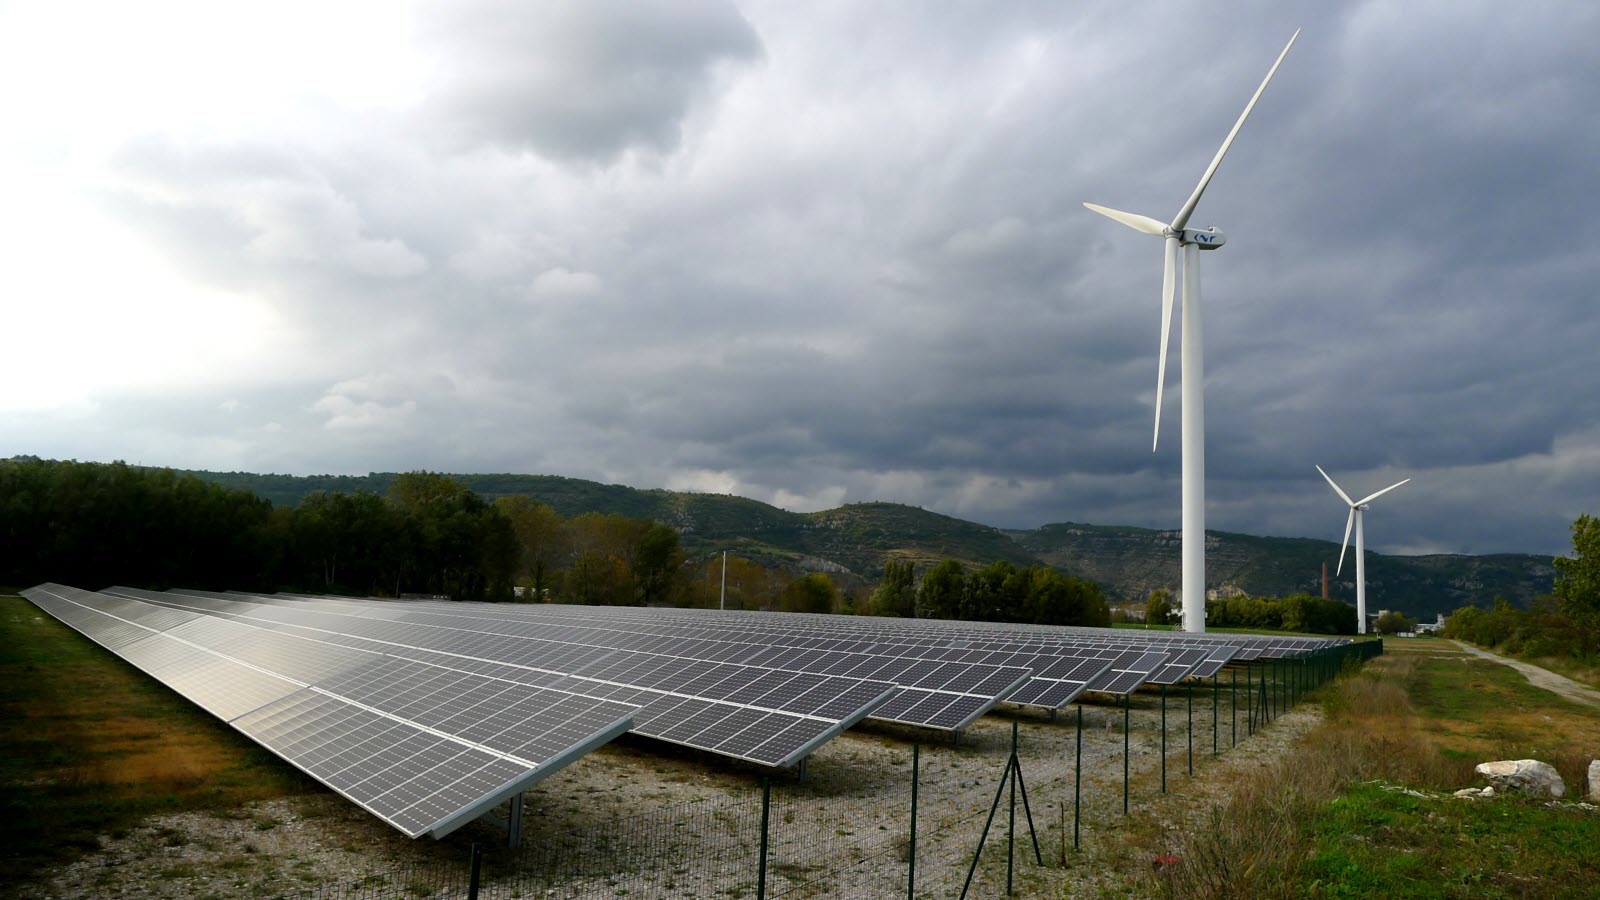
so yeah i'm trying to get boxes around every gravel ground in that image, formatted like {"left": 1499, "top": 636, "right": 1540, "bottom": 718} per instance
{"left": 20, "top": 676, "right": 1317, "bottom": 900}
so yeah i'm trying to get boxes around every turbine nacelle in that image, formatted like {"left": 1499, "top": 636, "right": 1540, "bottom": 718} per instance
{"left": 1181, "top": 227, "right": 1226, "bottom": 249}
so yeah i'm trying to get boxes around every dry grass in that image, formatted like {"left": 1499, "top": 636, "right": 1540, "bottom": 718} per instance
{"left": 0, "top": 599, "right": 312, "bottom": 886}
{"left": 1120, "top": 649, "right": 1600, "bottom": 900}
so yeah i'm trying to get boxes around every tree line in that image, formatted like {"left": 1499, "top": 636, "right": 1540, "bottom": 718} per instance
{"left": 868, "top": 558, "right": 1112, "bottom": 627}
{"left": 1443, "top": 514, "right": 1600, "bottom": 659}
{"left": 1, "top": 459, "right": 519, "bottom": 600}
{"left": 2, "top": 459, "right": 1126, "bottom": 628}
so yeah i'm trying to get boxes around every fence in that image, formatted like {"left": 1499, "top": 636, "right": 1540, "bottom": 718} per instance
{"left": 289, "top": 642, "right": 1379, "bottom": 900}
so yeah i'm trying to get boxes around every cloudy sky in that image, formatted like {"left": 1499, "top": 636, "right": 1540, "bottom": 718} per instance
{"left": 3, "top": 0, "right": 1596, "bottom": 556}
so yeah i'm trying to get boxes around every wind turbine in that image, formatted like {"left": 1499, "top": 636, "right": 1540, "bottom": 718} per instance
{"left": 1084, "top": 30, "right": 1299, "bottom": 633}
{"left": 1316, "top": 465, "right": 1410, "bottom": 635}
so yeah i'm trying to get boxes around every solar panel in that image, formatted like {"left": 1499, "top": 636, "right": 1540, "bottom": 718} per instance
{"left": 25, "top": 584, "right": 636, "bottom": 840}
{"left": 1147, "top": 648, "right": 1212, "bottom": 685}
{"left": 1084, "top": 650, "right": 1171, "bottom": 695}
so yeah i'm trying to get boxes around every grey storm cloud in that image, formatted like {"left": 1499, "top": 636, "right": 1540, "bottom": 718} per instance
{"left": 8, "top": 0, "right": 1599, "bottom": 557}
{"left": 420, "top": 0, "right": 763, "bottom": 162}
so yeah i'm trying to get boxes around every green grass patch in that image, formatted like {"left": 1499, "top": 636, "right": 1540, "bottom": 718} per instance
{"left": 1143, "top": 652, "right": 1600, "bottom": 899}
{"left": 1303, "top": 782, "right": 1600, "bottom": 898}
{"left": 0, "top": 596, "right": 313, "bottom": 885}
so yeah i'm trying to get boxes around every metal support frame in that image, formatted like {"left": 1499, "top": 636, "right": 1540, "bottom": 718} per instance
{"left": 508, "top": 791, "right": 523, "bottom": 849}
{"left": 960, "top": 722, "right": 1040, "bottom": 900}
{"left": 797, "top": 756, "right": 809, "bottom": 783}
{"left": 480, "top": 791, "right": 526, "bottom": 849}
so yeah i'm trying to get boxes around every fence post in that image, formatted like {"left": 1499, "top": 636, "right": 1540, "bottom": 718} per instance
{"left": 1186, "top": 680, "right": 1193, "bottom": 777}
{"left": 1160, "top": 684, "right": 1167, "bottom": 793}
{"left": 1212, "top": 674, "right": 1218, "bottom": 756}
{"left": 1122, "top": 692, "right": 1130, "bottom": 815}
{"left": 908, "top": 744, "right": 919, "bottom": 900}
{"left": 467, "top": 842, "right": 481, "bottom": 900}
{"left": 758, "top": 776, "right": 770, "bottom": 900}
{"left": 1231, "top": 667, "right": 1237, "bottom": 746}
{"left": 1073, "top": 705, "right": 1082, "bottom": 851}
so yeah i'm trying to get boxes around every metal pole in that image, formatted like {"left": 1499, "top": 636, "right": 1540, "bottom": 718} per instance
{"left": 1231, "top": 667, "right": 1237, "bottom": 746}
{"left": 1123, "top": 693, "right": 1130, "bottom": 815}
{"left": 1073, "top": 705, "right": 1082, "bottom": 851}
{"left": 960, "top": 754, "right": 1016, "bottom": 900}
{"left": 1246, "top": 665, "right": 1254, "bottom": 736}
{"left": 1186, "top": 680, "right": 1193, "bottom": 777}
{"left": 1008, "top": 723, "right": 1017, "bottom": 896}
{"left": 468, "top": 843, "right": 481, "bottom": 900}
{"left": 1212, "top": 674, "right": 1218, "bottom": 756}
{"left": 1160, "top": 684, "right": 1167, "bottom": 793}
{"left": 720, "top": 550, "right": 727, "bottom": 610}
{"left": 908, "top": 744, "right": 918, "bottom": 900}
{"left": 758, "top": 776, "right": 770, "bottom": 900}
{"left": 1013, "top": 753, "right": 1043, "bottom": 866}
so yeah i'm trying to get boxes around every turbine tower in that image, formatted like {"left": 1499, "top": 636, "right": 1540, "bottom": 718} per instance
{"left": 1084, "top": 31, "right": 1299, "bottom": 633}
{"left": 1316, "top": 465, "right": 1410, "bottom": 635}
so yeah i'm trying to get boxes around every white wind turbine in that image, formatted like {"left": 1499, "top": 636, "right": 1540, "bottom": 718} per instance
{"left": 1084, "top": 30, "right": 1299, "bottom": 633}
{"left": 1316, "top": 465, "right": 1410, "bottom": 635}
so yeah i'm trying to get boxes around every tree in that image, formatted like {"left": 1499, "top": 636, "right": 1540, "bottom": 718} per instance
{"left": 781, "top": 572, "right": 837, "bottom": 614}
{"left": 1553, "top": 514, "right": 1600, "bottom": 653}
{"left": 494, "top": 496, "right": 566, "bottom": 601}
{"left": 1145, "top": 589, "right": 1174, "bottom": 627}
{"left": 871, "top": 558, "right": 916, "bottom": 617}
{"left": 1373, "top": 610, "right": 1414, "bottom": 635}
{"left": 917, "top": 560, "right": 964, "bottom": 619}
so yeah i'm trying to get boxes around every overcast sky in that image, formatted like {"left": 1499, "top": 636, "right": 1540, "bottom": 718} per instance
{"left": 3, "top": 0, "right": 1596, "bottom": 556}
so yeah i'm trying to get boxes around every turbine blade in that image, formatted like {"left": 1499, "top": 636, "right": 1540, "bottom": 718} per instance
{"left": 1153, "top": 237, "right": 1178, "bottom": 451}
{"left": 1356, "top": 478, "right": 1410, "bottom": 507}
{"left": 1169, "top": 29, "right": 1300, "bottom": 232}
{"left": 1315, "top": 464, "right": 1355, "bottom": 506}
{"left": 1336, "top": 507, "right": 1354, "bottom": 576}
{"left": 1084, "top": 203, "right": 1167, "bottom": 236}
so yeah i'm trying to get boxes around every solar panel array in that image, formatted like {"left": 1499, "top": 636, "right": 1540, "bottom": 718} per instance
{"left": 22, "top": 584, "right": 636, "bottom": 839}
{"left": 197, "top": 592, "right": 1343, "bottom": 713}
{"left": 102, "top": 587, "right": 900, "bottom": 769}
{"left": 26, "top": 581, "right": 1349, "bottom": 843}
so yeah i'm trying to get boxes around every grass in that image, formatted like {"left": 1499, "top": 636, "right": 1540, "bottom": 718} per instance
{"left": 0, "top": 594, "right": 313, "bottom": 886}
{"left": 1131, "top": 648, "right": 1600, "bottom": 898}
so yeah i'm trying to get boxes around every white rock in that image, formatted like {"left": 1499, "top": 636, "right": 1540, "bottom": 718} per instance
{"left": 1452, "top": 788, "right": 1481, "bottom": 799}
{"left": 1474, "top": 759, "right": 1565, "bottom": 799}
{"left": 1588, "top": 759, "right": 1599, "bottom": 802}
{"left": 1481, "top": 786, "right": 1495, "bottom": 797}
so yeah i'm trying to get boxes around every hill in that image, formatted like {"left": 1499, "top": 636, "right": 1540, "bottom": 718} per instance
{"left": 177, "top": 467, "right": 1554, "bottom": 619}
{"left": 1013, "top": 522, "right": 1556, "bottom": 620}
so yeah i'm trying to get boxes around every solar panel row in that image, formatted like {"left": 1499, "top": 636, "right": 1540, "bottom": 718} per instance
{"left": 165, "top": 589, "right": 1032, "bottom": 732}
{"left": 23, "top": 584, "right": 637, "bottom": 839}
{"left": 105, "top": 587, "right": 900, "bottom": 768}
{"left": 217, "top": 593, "right": 1343, "bottom": 710}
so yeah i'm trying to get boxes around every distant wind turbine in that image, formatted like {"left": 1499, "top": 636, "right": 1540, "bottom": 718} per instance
{"left": 1316, "top": 465, "right": 1410, "bottom": 635}
{"left": 1084, "top": 30, "right": 1300, "bottom": 633}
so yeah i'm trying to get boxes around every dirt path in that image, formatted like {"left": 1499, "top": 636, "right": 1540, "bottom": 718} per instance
{"left": 1451, "top": 641, "right": 1600, "bottom": 710}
